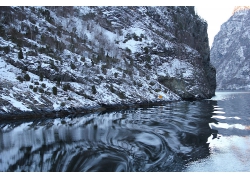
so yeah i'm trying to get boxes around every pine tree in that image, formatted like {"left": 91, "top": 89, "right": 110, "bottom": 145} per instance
{"left": 92, "top": 85, "right": 97, "bottom": 94}
{"left": 24, "top": 74, "right": 30, "bottom": 81}
{"left": 0, "top": 24, "right": 5, "bottom": 38}
{"left": 39, "top": 73, "right": 44, "bottom": 81}
{"left": 52, "top": 86, "right": 57, "bottom": 95}
{"left": 70, "top": 62, "right": 76, "bottom": 69}
{"left": 18, "top": 48, "right": 24, "bottom": 59}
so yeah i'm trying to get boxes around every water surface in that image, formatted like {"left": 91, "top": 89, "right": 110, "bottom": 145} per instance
{"left": 0, "top": 91, "right": 249, "bottom": 172}
{"left": 185, "top": 91, "right": 250, "bottom": 171}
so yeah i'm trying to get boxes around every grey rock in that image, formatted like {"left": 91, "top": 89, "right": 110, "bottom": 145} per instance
{"left": 211, "top": 7, "right": 250, "bottom": 90}
{"left": 0, "top": 6, "right": 216, "bottom": 118}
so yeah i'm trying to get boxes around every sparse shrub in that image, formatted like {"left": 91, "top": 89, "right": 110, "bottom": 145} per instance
{"left": 56, "top": 77, "right": 61, "bottom": 86}
{"left": 45, "top": 91, "right": 51, "bottom": 96}
{"left": 101, "top": 64, "right": 107, "bottom": 75}
{"left": 16, "top": 76, "right": 24, "bottom": 82}
{"left": 123, "top": 33, "right": 132, "bottom": 43}
{"left": 26, "top": 51, "right": 38, "bottom": 56}
{"left": 52, "top": 86, "right": 57, "bottom": 95}
{"left": 39, "top": 88, "right": 44, "bottom": 93}
{"left": 125, "top": 69, "right": 133, "bottom": 76}
{"left": 132, "top": 33, "right": 139, "bottom": 41}
{"left": 22, "top": 67, "right": 28, "bottom": 73}
{"left": 125, "top": 47, "right": 131, "bottom": 54}
{"left": 39, "top": 73, "right": 44, "bottom": 81}
{"left": 110, "top": 84, "right": 115, "bottom": 93}
{"left": 114, "top": 72, "right": 118, "bottom": 78}
{"left": 24, "top": 74, "right": 30, "bottom": 81}
{"left": 81, "top": 56, "right": 85, "bottom": 62}
{"left": 92, "top": 85, "right": 97, "bottom": 94}
{"left": 41, "top": 83, "right": 46, "bottom": 88}
{"left": 138, "top": 82, "right": 143, "bottom": 87}
{"left": 97, "top": 54, "right": 102, "bottom": 62}
{"left": 98, "top": 76, "right": 104, "bottom": 81}
{"left": 149, "top": 81, "right": 155, "bottom": 86}
{"left": 18, "top": 48, "right": 24, "bottom": 59}
{"left": 155, "top": 89, "right": 161, "bottom": 92}
{"left": 145, "top": 54, "right": 151, "bottom": 62}
{"left": 50, "top": 60, "right": 59, "bottom": 72}
{"left": 54, "top": 65, "right": 59, "bottom": 72}
{"left": 33, "top": 87, "right": 38, "bottom": 92}
{"left": 57, "top": 30, "right": 61, "bottom": 37}
{"left": 63, "top": 83, "right": 71, "bottom": 91}
{"left": 116, "top": 91, "right": 126, "bottom": 99}
{"left": 144, "top": 47, "right": 149, "bottom": 54}
{"left": 178, "top": 22, "right": 183, "bottom": 30}
{"left": 0, "top": 46, "right": 10, "bottom": 54}
{"left": 145, "top": 62, "right": 152, "bottom": 70}
{"left": 0, "top": 24, "right": 5, "bottom": 38}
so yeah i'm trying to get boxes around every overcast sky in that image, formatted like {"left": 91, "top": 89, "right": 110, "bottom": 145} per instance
{"left": 195, "top": 5, "right": 235, "bottom": 48}
{"left": 191, "top": 0, "right": 248, "bottom": 48}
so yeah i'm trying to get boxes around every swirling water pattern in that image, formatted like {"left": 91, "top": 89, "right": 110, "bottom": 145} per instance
{"left": 0, "top": 91, "right": 249, "bottom": 171}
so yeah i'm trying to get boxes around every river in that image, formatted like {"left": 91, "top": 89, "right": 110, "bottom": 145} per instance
{"left": 0, "top": 91, "right": 250, "bottom": 172}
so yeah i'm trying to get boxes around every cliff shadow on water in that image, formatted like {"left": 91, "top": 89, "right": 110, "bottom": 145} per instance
{"left": 0, "top": 99, "right": 219, "bottom": 172}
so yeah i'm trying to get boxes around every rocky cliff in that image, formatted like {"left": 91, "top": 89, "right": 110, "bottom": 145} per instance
{"left": 0, "top": 6, "right": 216, "bottom": 119}
{"left": 210, "top": 6, "right": 250, "bottom": 90}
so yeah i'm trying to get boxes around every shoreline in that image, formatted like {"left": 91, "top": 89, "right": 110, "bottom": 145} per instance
{"left": 0, "top": 100, "right": 181, "bottom": 122}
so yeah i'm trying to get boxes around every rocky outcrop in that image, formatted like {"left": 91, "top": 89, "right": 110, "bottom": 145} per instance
{"left": 210, "top": 7, "right": 250, "bottom": 90}
{"left": 0, "top": 6, "right": 216, "bottom": 117}
{"left": 232, "top": 6, "right": 250, "bottom": 15}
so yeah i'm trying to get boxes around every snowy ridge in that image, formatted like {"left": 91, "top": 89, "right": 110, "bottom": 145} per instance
{"left": 0, "top": 6, "right": 215, "bottom": 118}
{"left": 232, "top": 6, "right": 250, "bottom": 15}
{"left": 211, "top": 8, "right": 250, "bottom": 90}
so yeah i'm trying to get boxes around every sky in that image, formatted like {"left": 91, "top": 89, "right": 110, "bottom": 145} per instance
{"left": 195, "top": 5, "right": 235, "bottom": 48}
{"left": 187, "top": 0, "right": 249, "bottom": 48}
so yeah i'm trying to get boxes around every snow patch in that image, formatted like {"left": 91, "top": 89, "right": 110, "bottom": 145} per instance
{"left": 1, "top": 95, "right": 32, "bottom": 112}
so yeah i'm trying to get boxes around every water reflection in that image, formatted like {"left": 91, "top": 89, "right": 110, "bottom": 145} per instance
{"left": 0, "top": 100, "right": 218, "bottom": 172}
{"left": 208, "top": 91, "right": 250, "bottom": 137}
{"left": 185, "top": 91, "right": 250, "bottom": 172}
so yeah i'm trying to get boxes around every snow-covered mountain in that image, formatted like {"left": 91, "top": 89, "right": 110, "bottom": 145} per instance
{"left": 210, "top": 6, "right": 250, "bottom": 90}
{"left": 0, "top": 6, "right": 216, "bottom": 119}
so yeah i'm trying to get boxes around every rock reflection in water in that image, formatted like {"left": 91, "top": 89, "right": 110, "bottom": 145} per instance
{"left": 0, "top": 100, "right": 217, "bottom": 172}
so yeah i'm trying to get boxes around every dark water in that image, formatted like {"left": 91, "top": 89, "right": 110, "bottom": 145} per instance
{"left": 0, "top": 91, "right": 250, "bottom": 172}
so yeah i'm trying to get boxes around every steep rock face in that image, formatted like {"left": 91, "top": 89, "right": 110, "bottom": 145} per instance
{"left": 210, "top": 7, "right": 250, "bottom": 90}
{"left": 0, "top": 6, "right": 216, "bottom": 115}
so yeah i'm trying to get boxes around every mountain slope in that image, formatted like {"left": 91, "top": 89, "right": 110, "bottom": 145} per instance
{"left": 210, "top": 6, "right": 250, "bottom": 90}
{"left": 0, "top": 6, "right": 216, "bottom": 118}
